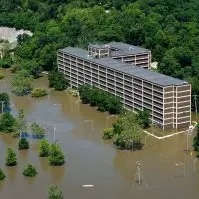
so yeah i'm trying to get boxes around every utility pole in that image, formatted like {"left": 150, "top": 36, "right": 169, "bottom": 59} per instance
{"left": 193, "top": 95, "right": 197, "bottom": 115}
{"left": 0, "top": 101, "right": 5, "bottom": 114}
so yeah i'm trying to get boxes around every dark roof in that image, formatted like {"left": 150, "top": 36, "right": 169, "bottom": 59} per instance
{"left": 108, "top": 42, "right": 150, "bottom": 56}
{"left": 59, "top": 47, "right": 188, "bottom": 87}
{"left": 88, "top": 42, "right": 150, "bottom": 57}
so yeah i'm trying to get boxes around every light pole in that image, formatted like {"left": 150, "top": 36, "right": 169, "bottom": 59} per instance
{"left": 193, "top": 95, "right": 197, "bottom": 114}
{"left": 175, "top": 162, "right": 186, "bottom": 177}
{"left": 0, "top": 101, "right": 5, "bottom": 114}
{"left": 136, "top": 161, "right": 141, "bottom": 185}
{"left": 185, "top": 125, "right": 193, "bottom": 152}
{"left": 193, "top": 158, "right": 199, "bottom": 174}
{"left": 74, "top": 100, "right": 82, "bottom": 105}
{"left": 53, "top": 103, "right": 63, "bottom": 110}
{"left": 105, "top": 115, "right": 115, "bottom": 128}
{"left": 53, "top": 126, "right": 56, "bottom": 142}
{"left": 84, "top": 120, "right": 94, "bottom": 132}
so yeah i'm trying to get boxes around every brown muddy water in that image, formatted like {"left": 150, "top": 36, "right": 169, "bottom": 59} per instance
{"left": 0, "top": 69, "right": 199, "bottom": 199}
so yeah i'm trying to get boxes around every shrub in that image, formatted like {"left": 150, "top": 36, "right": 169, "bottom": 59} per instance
{"left": 31, "top": 88, "right": 47, "bottom": 98}
{"left": 18, "top": 138, "right": 29, "bottom": 150}
{"left": 48, "top": 144, "right": 65, "bottom": 166}
{"left": 23, "top": 164, "right": 38, "bottom": 177}
{"left": 48, "top": 185, "right": 63, "bottom": 199}
{"left": 39, "top": 140, "right": 50, "bottom": 157}
{"left": 5, "top": 148, "right": 17, "bottom": 166}
{"left": 103, "top": 128, "right": 114, "bottom": 139}
{"left": 0, "top": 73, "right": 4, "bottom": 79}
{"left": 0, "top": 168, "right": 6, "bottom": 180}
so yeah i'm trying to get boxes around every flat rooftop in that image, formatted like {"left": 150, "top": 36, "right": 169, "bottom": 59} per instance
{"left": 89, "top": 42, "right": 150, "bottom": 57}
{"left": 59, "top": 47, "right": 188, "bottom": 87}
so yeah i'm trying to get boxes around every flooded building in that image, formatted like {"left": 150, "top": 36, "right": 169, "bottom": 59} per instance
{"left": 57, "top": 43, "right": 191, "bottom": 129}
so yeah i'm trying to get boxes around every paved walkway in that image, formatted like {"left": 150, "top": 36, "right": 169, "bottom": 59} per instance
{"left": 144, "top": 121, "right": 198, "bottom": 140}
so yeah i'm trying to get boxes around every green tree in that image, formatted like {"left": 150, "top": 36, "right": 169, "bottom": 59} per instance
{"left": 113, "top": 112, "right": 144, "bottom": 150}
{"left": 137, "top": 109, "right": 151, "bottom": 129}
{"left": 5, "top": 148, "right": 17, "bottom": 166}
{"left": 48, "top": 71, "right": 69, "bottom": 91}
{"left": 193, "top": 124, "right": 199, "bottom": 151}
{"left": 30, "top": 122, "right": 45, "bottom": 136}
{"left": 102, "top": 128, "right": 114, "bottom": 139}
{"left": 39, "top": 140, "right": 50, "bottom": 157}
{"left": 23, "top": 164, "right": 38, "bottom": 177}
{"left": 31, "top": 88, "right": 47, "bottom": 98}
{"left": 48, "top": 185, "right": 63, "bottom": 199}
{"left": 16, "top": 109, "right": 27, "bottom": 134}
{"left": 0, "top": 92, "right": 10, "bottom": 112}
{"left": 12, "top": 70, "right": 34, "bottom": 95}
{"left": 0, "top": 112, "right": 16, "bottom": 133}
{"left": 48, "top": 143, "right": 65, "bottom": 166}
{"left": 18, "top": 138, "right": 29, "bottom": 150}
{"left": 0, "top": 168, "right": 6, "bottom": 180}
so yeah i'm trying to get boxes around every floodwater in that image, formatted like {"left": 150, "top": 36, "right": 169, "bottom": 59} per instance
{"left": 0, "top": 69, "right": 199, "bottom": 199}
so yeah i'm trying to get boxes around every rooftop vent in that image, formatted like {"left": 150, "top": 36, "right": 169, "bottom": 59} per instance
{"left": 104, "top": 44, "right": 110, "bottom": 48}
{"left": 129, "top": 47, "right": 134, "bottom": 51}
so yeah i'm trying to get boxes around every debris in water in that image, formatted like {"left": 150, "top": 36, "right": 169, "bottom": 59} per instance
{"left": 82, "top": 185, "right": 94, "bottom": 188}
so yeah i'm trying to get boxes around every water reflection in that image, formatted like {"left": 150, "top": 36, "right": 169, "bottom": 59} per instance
{"left": 6, "top": 166, "right": 17, "bottom": 183}
{"left": 50, "top": 166, "right": 65, "bottom": 183}
{"left": 39, "top": 158, "right": 49, "bottom": 173}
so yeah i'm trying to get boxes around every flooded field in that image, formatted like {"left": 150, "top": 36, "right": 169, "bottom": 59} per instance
{"left": 0, "top": 69, "right": 199, "bottom": 199}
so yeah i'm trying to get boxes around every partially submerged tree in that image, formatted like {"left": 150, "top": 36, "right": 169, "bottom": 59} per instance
{"left": 48, "top": 185, "right": 63, "bottom": 199}
{"left": 15, "top": 109, "right": 27, "bottom": 134}
{"left": 12, "top": 70, "right": 34, "bottom": 95}
{"left": 18, "top": 138, "right": 29, "bottom": 150}
{"left": 39, "top": 140, "right": 50, "bottom": 157}
{"left": 48, "top": 143, "right": 65, "bottom": 166}
{"left": 23, "top": 164, "right": 38, "bottom": 177}
{"left": 0, "top": 112, "right": 16, "bottom": 133}
{"left": 5, "top": 148, "right": 17, "bottom": 166}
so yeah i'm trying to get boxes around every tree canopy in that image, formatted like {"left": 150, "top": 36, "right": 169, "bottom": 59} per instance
{"left": 1, "top": 0, "right": 199, "bottom": 109}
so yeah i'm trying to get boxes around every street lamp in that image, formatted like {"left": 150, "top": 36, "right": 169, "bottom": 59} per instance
{"left": 175, "top": 162, "right": 186, "bottom": 177}
{"left": 193, "top": 158, "right": 198, "bottom": 174}
{"left": 53, "top": 126, "right": 56, "bottom": 142}
{"left": 105, "top": 115, "right": 115, "bottom": 128}
{"left": 185, "top": 125, "right": 193, "bottom": 152}
{"left": 0, "top": 101, "right": 5, "bottom": 114}
{"left": 136, "top": 160, "right": 141, "bottom": 185}
{"left": 53, "top": 103, "right": 63, "bottom": 109}
{"left": 84, "top": 120, "right": 94, "bottom": 132}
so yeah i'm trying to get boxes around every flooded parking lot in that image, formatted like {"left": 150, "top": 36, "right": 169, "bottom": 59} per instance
{"left": 0, "top": 69, "right": 199, "bottom": 199}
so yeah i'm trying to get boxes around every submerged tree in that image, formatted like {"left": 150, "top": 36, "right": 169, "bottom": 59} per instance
{"left": 39, "top": 140, "right": 50, "bottom": 157}
{"left": 16, "top": 109, "right": 27, "bottom": 134}
{"left": 5, "top": 148, "right": 17, "bottom": 166}
{"left": 48, "top": 185, "right": 63, "bottom": 199}
{"left": 0, "top": 112, "right": 16, "bottom": 133}
{"left": 18, "top": 138, "right": 29, "bottom": 150}
{"left": 12, "top": 70, "right": 34, "bottom": 96}
{"left": 23, "top": 164, "right": 38, "bottom": 177}
{"left": 0, "top": 168, "right": 6, "bottom": 180}
{"left": 48, "top": 143, "right": 65, "bottom": 166}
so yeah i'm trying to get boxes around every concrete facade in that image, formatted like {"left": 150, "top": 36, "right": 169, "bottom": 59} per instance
{"left": 57, "top": 43, "right": 191, "bottom": 129}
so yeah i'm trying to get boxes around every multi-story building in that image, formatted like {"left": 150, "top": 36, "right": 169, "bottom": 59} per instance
{"left": 57, "top": 43, "right": 191, "bottom": 129}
